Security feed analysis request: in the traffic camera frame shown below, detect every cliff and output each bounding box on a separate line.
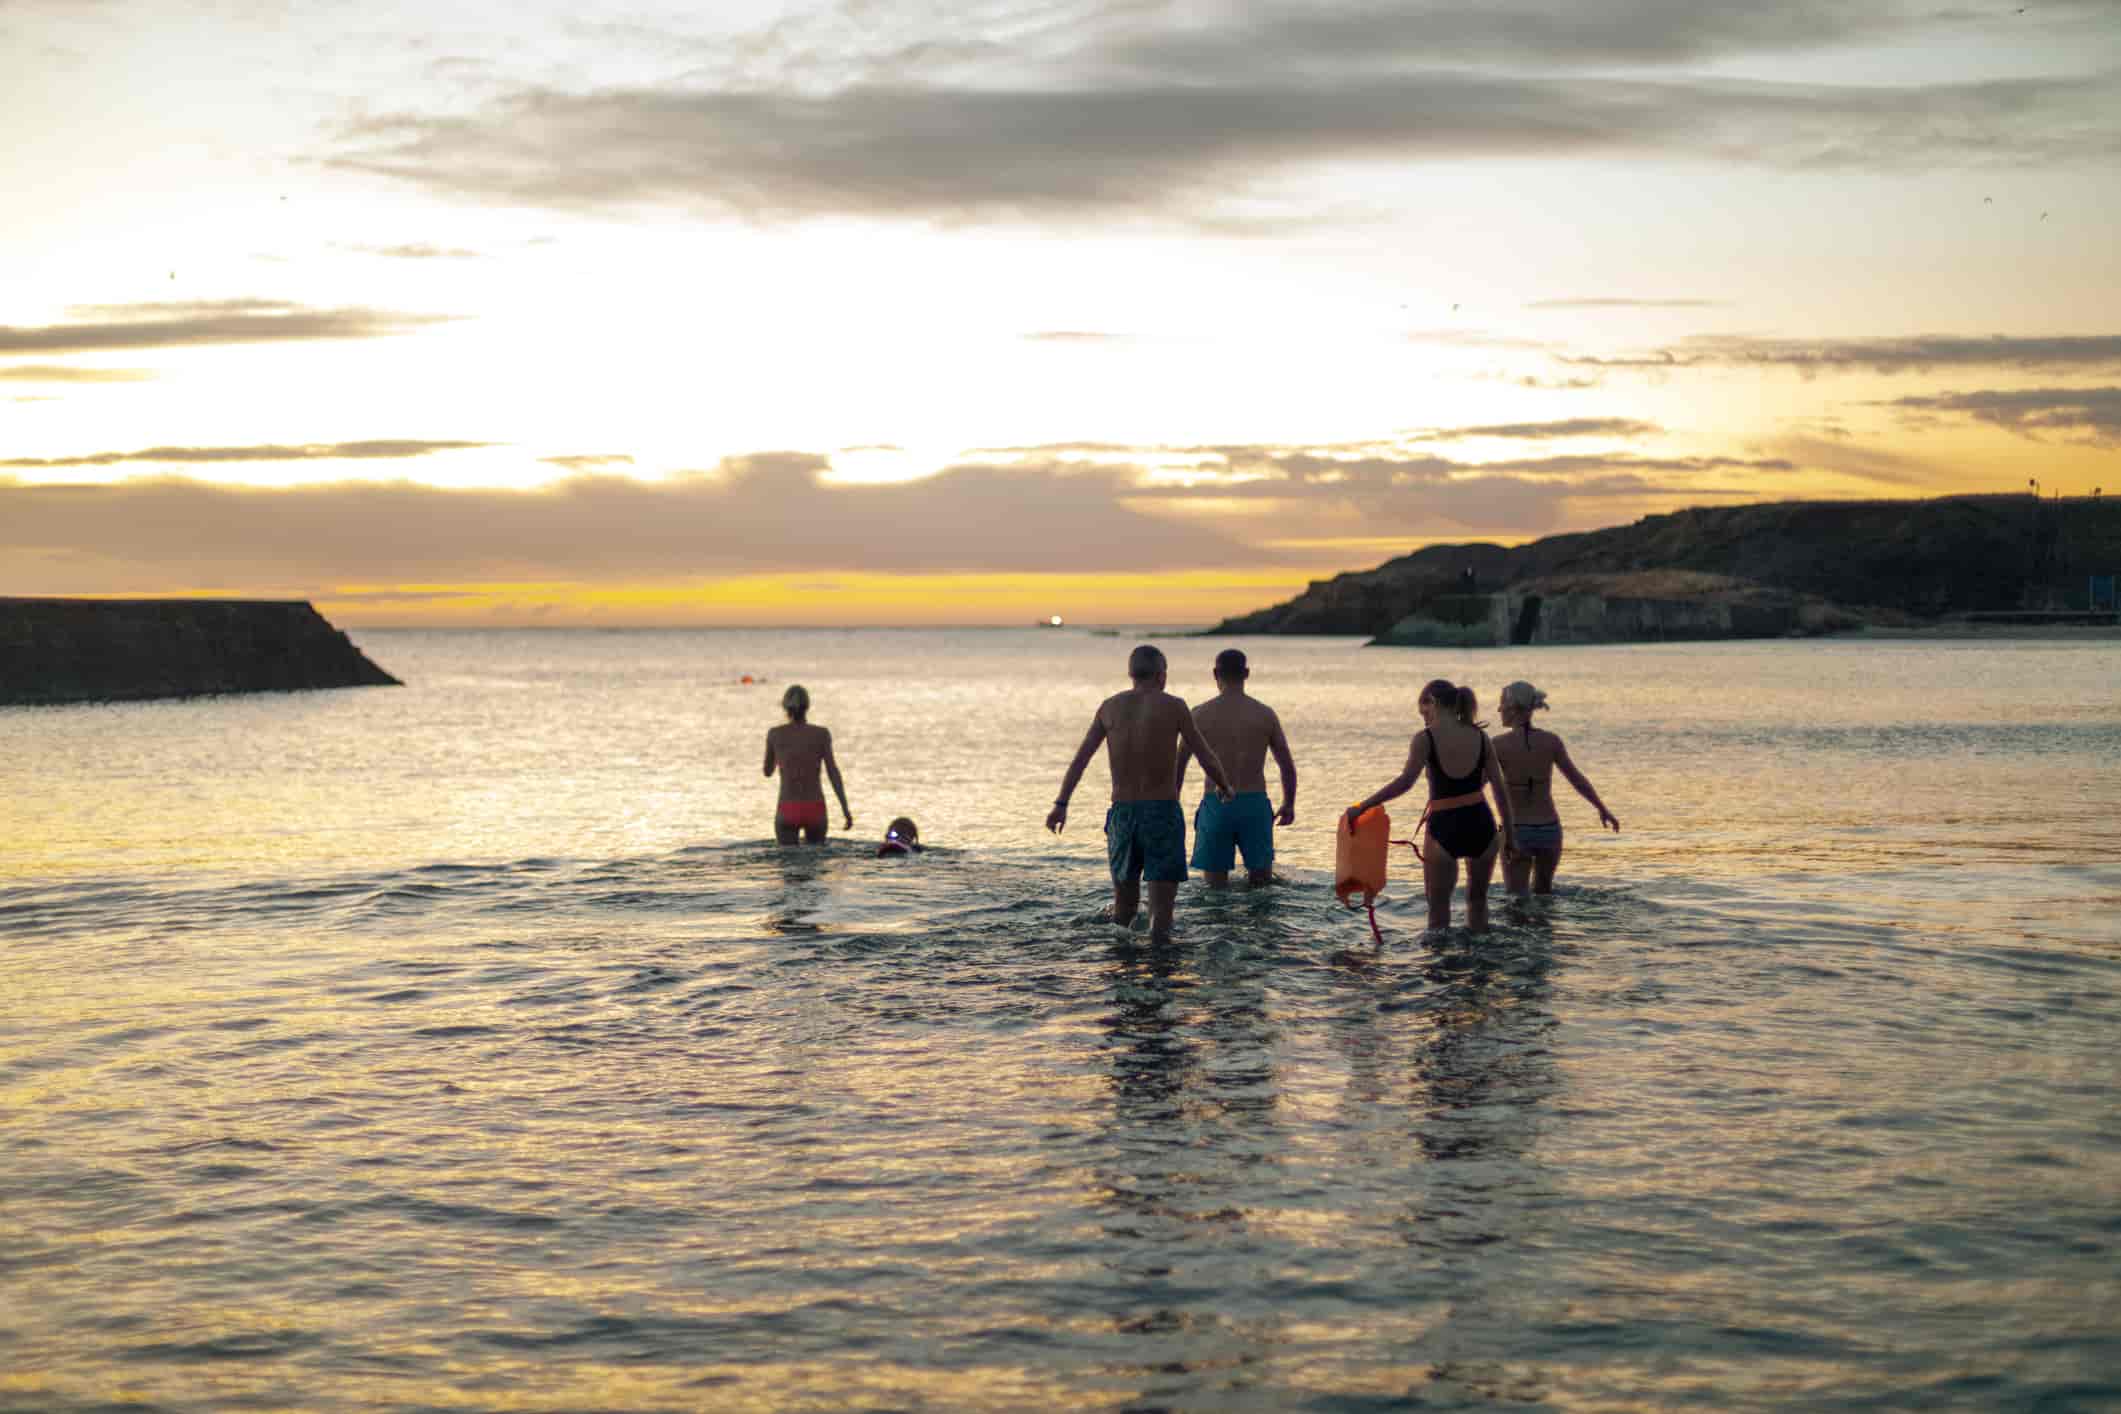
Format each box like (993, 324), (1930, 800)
(0, 598), (401, 707)
(1211, 494), (2121, 641)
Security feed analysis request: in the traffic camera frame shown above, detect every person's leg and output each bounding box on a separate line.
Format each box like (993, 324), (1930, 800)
(803, 821), (826, 844)
(775, 818), (799, 845)
(1465, 842), (1499, 931)
(1533, 842), (1562, 894)
(1421, 831), (1456, 929)
(1192, 797), (1234, 889)
(1108, 804), (1143, 927)
(1503, 850), (1532, 895)
(1146, 881), (1179, 941)
(1237, 795), (1275, 888)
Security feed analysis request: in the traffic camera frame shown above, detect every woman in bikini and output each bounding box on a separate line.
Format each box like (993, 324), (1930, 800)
(1345, 678), (1516, 931)
(764, 684), (852, 845)
(1492, 680), (1618, 896)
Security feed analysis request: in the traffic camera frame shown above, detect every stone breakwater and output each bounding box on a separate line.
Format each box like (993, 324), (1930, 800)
(0, 598), (400, 707)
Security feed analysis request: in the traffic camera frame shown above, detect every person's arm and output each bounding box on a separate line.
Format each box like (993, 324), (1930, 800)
(822, 731), (852, 829)
(1173, 739), (1193, 796)
(1176, 704), (1234, 801)
(1554, 738), (1619, 831)
(1483, 740), (1517, 853)
(1047, 715), (1108, 833)
(763, 731), (777, 778)
(1266, 711), (1297, 826)
(1346, 732), (1427, 828)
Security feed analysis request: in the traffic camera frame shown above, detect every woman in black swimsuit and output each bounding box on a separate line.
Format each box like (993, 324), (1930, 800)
(1345, 678), (1517, 931)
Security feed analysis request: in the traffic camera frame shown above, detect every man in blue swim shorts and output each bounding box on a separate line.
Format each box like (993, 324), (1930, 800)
(1176, 648), (1297, 887)
(1047, 645), (1235, 942)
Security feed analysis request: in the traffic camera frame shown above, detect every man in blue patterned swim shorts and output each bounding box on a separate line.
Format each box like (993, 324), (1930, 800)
(1047, 645), (1235, 942)
(1175, 648), (1297, 887)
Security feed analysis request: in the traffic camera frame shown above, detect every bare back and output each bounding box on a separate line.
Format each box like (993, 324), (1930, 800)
(1490, 723), (1560, 823)
(765, 721), (833, 802)
(1097, 687), (1194, 803)
(1190, 693), (1283, 795)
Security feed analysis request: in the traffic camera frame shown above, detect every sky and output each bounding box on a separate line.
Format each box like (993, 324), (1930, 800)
(3, 0), (2119, 626)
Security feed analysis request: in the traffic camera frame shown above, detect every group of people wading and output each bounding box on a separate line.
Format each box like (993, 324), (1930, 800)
(765, 645), (1617, 942)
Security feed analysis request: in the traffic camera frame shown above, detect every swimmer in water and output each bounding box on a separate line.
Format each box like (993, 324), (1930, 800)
(877, 817), (923, 856)
(1492, 680), (1618, 895)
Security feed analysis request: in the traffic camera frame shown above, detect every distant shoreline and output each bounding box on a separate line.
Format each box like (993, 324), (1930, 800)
(1846, 622), (2121, 640)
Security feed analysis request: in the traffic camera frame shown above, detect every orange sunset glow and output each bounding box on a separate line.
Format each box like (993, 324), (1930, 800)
(4, 0), (2117, 624)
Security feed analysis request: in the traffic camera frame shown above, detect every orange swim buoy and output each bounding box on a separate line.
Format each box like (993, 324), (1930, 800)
(740, 674), (754, 684)
(1336, 805), (1389, 907)
(1337, 805), (1391, 942)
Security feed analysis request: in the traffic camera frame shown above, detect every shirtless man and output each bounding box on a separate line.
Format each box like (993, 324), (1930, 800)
(1046, 645), (1234, 941)
(763, 684), (852, 845)
(1174, 648), (1296, 887)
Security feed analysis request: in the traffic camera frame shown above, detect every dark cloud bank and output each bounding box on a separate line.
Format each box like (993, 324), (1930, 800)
(0, 439), (1803, 593)
(1569, 334), (2121, 374)
(0, 440), (493, 469)
(325, 0), (2121, 223)
(1881, 386), (2121, 444)
(0, 301), (456, 355)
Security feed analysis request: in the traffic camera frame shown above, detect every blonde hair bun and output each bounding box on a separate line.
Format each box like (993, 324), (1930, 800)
(1501, 681), (1548, 713)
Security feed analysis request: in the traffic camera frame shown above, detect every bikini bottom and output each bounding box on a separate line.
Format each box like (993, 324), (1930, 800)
(1426, 801), (1497, 860)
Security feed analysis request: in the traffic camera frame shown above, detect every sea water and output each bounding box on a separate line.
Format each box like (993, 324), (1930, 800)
(3, 630), (2117, 1411)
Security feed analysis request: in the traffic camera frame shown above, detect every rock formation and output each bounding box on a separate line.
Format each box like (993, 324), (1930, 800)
(1, 599), (401, 707)
(1210, 494), (2121, 643)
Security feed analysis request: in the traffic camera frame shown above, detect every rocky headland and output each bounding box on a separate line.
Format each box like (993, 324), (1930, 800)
(1, 598), (401, 707)
(1208, 494), (2121, 645)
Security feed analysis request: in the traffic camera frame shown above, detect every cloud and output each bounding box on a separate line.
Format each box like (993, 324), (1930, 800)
(0, 364), (152, 382)
(1417, 417), (1661, 441)
(1877, 386), (2121, 445)
(1406, 328), (1555, 350)
(1118, 444), (1794, 537)
(538, 453), (636, 470)
(323, 14), (2121, 225)
(1024, 330), (1126, 343)
(1760, 434), (1941, 486)
(1093, 1), (1930, 75)
(0, 300), (459, 354)
(1567, 333), (2121, 374)
(1527, 297), (1722, 309)
(0, 434), (1814, 595)
(0, 456), (1252, 590)
(337, 242), (482, 259)
(0, 440), (494, 469)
